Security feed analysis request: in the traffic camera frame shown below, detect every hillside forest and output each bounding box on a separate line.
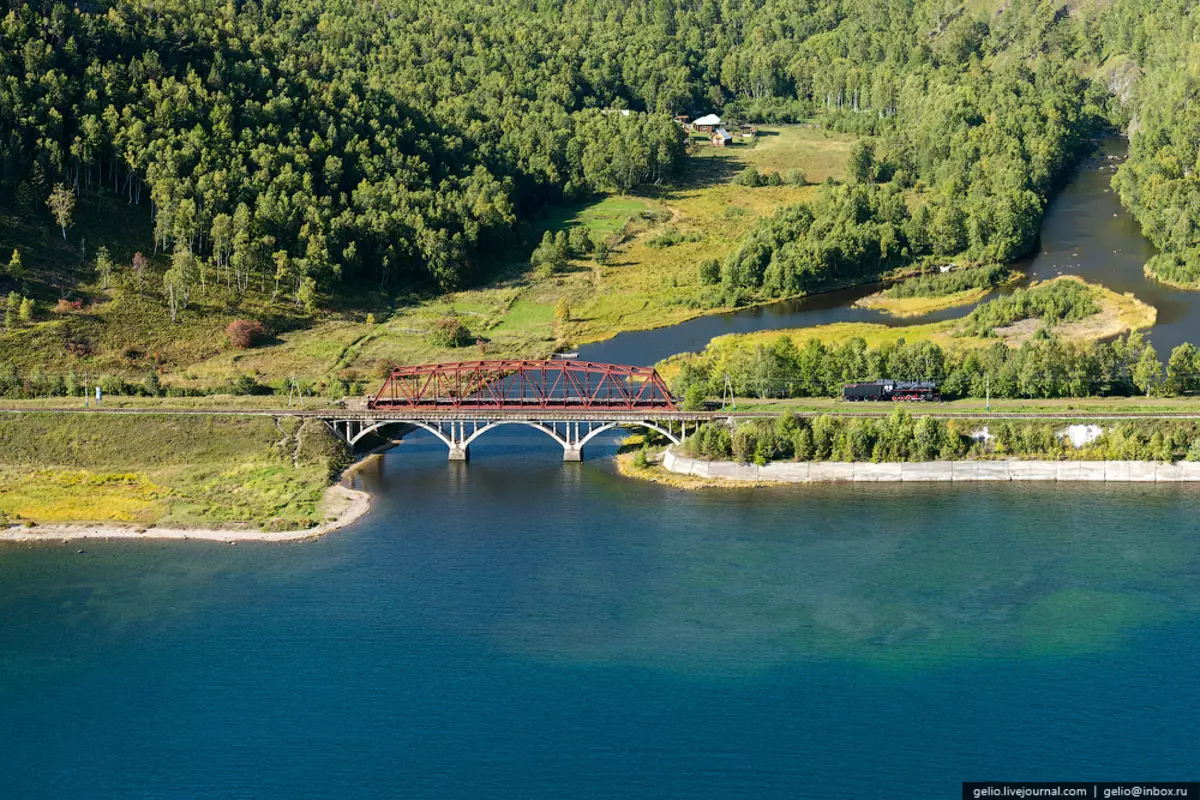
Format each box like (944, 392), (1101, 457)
(1, 0), (1200, 391)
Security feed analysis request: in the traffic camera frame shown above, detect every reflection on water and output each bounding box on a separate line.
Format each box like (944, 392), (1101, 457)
(580, 136), (1198, 365)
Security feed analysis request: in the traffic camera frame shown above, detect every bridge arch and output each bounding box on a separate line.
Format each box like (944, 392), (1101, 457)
(338, 417), (683, 461)
(575, 421), (681, 449)
(347, 420), (449, 449)
(460, 420), (568, 450)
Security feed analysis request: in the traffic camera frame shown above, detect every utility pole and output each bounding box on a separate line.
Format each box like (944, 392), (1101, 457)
(287, 375), (304, 409)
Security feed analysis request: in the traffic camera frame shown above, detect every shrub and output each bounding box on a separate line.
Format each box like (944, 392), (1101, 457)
(530, 230), (568, 276)
(633, 446), (650, 469)
(961, 279), (1099, 336)
(647, 227), (701, 248)
(735, 167), (765, 187)
(54, 298), (83, 314)
(783, 169), (807, 186)
(885, 264), (1011, 299)
(699, 258), (721, 285)
(731, 426), (759, 463)
(98, 375), (127, 396)
(142, 371), (162, 397)
(594, 239), (611, 265)
(428, 315), (473, 348)
(568, 226), (594, 255)
(231, 374), (262, 395)
(226, 319), (267, 349)
(682, 383), (708, 410)
(372, 359), (398, 379)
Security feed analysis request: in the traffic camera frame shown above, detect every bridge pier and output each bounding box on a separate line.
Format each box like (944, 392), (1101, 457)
(563, 445), (583, 462)
(448, 445), (469, 461)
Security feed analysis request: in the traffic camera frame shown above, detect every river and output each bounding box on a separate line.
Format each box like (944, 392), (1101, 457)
(4, 138), (1200, 797)
(3, 433), (1199, 797)
(580, 135), (1197, 365)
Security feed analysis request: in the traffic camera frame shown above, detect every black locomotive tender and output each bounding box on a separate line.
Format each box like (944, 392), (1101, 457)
(842, 379), (941, 402)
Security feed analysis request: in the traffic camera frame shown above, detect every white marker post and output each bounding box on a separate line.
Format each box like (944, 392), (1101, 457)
(96, 386), (102, 407)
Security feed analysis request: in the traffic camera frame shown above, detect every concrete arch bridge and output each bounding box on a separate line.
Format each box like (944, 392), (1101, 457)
(327, 359), (708, 461)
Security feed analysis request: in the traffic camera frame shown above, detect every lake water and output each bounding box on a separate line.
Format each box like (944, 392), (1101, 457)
(580, 136), (1197, 366)
(3, 430), (1200, 797)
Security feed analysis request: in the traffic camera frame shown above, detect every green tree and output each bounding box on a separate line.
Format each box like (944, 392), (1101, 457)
(568, 227), (593, 255)
(46, 184), (75, 240)
(5, 250), (24, 283)
(594, 239), (611, 266)
(163, 247), (197, 322)
(298, 276), (318, 313)
(1133, 345), (1163, 397)
(1166, 343), (1198, 394)
(846, 141), (875, 184)
(95, 246), (114, 290)
(5, 292), (20, 331)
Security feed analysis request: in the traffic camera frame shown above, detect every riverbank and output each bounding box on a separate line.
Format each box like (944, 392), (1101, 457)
(661, 447), (1200, 483)
(0, 482), (371, 544)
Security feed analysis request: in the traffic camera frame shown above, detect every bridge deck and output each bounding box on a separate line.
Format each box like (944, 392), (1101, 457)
(6, 405), (1200, 421)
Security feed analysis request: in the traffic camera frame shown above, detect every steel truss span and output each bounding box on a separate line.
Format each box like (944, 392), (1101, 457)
(367, 360), (677, 411)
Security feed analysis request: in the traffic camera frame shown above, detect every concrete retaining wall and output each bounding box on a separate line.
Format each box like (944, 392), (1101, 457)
(661, 448), (1200, 483)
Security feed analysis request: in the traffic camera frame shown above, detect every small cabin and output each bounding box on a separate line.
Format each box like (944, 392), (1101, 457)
(711, 128), (733, 147)
(692, 113), (721, 133)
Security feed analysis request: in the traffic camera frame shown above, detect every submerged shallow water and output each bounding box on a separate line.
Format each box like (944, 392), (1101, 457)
(3, 429), (1199, 797)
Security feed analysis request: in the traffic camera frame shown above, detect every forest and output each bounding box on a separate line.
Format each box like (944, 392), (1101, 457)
(669, 331), (1190, 403)
(0, 0), (1197, 337)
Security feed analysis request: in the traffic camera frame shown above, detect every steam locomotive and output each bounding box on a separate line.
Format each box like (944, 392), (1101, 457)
(842, 379), (941, 402)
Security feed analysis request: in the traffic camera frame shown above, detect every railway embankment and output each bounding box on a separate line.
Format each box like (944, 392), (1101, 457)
(662, 448), (1200, 483)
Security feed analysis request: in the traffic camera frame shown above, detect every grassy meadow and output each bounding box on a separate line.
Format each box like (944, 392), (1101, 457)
(0, 126), (853, 390)
(0, 413), (350, 529)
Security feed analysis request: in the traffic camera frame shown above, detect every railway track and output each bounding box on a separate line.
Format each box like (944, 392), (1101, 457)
(4, 405), (1200, 421)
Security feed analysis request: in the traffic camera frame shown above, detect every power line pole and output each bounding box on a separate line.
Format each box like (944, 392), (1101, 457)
(287, 375), (304, 409)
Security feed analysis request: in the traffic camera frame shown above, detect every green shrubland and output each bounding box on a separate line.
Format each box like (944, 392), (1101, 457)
(683, 411), (1200, 465)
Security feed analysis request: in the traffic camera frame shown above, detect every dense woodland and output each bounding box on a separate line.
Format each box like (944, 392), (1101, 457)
(671, 331), (1193, 402)
(0, 0), (1197, 315)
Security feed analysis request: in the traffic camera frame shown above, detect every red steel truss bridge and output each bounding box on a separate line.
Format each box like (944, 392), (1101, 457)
(332, 359), (699, 461)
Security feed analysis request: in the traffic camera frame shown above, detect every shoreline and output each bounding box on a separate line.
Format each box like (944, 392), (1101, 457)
(0, 455), (382, 545)
(661, 447), (1200, 484)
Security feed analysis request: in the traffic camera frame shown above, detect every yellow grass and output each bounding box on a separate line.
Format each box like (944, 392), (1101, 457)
(854, 287), (992, 317)
(0, 469), (168, 523)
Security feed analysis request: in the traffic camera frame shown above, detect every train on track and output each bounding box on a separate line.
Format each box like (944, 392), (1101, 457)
(842, 379), (941, 402)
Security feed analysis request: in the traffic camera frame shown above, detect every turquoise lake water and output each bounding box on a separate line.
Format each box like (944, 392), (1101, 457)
(3, 429), (1199, 797)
